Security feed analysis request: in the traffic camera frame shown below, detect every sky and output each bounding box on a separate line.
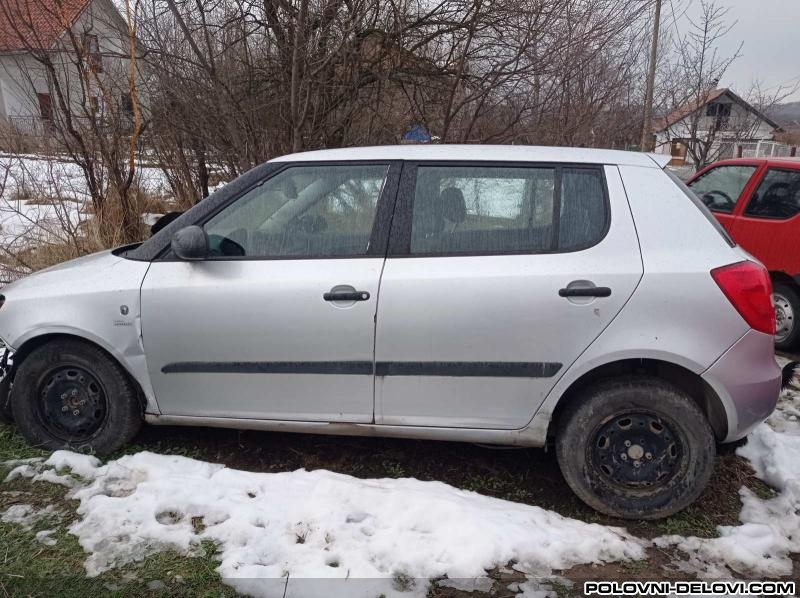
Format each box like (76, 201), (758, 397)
(674, 0), (800, 101)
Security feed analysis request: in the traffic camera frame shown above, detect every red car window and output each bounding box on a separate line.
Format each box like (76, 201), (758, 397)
(744, 168), (800, 220)
(688, 165), (757, 213)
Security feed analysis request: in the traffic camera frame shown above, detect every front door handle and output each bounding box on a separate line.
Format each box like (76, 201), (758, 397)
(323, 290), (370, 302)
(558, 286), (612, 298)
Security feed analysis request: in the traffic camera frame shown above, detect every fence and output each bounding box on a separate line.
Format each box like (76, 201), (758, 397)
(729, 141), (798, 159)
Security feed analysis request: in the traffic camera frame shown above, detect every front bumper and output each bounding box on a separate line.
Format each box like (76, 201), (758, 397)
(702, 329), (781, 442)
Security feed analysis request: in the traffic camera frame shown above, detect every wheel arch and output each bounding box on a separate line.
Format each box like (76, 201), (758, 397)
(546, 358), (728, 441)
(770, 270), (797, 288)
(10, 331), (148, 414)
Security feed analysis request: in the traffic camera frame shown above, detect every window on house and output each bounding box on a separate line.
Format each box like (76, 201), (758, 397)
(706, 103), (731, 128)
(83, 34), (103, 72)
(120, 93), (134, 116)
(37, 93), (52, 121)
(87, 95), (102, 116)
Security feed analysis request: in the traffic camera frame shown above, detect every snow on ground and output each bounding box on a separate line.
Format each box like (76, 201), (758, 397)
(3, 450), (645, 598)
(655, 365), (800, 578)
(1, 503), (59, 530)
(0, 154), (170, 252)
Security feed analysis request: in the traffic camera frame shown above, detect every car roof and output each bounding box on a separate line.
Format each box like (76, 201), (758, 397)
(707, 157), (800, 169)
(269, 144), (669, 168)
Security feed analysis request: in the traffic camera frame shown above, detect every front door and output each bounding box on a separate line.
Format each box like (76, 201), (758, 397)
(731, 166), (800, 274)
(141, 162), (398, 422)
(374, 163), (642, 429)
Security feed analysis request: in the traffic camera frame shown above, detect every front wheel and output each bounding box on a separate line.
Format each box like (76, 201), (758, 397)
(556, 377), (715, 520)
(774, 283), (800, 351)
(10, 339), (142, 454)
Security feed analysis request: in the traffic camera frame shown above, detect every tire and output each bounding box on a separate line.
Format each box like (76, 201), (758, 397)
(774, 282), (800, 351)
(10, 339), (142, 454)
(555, 377), (716, 520)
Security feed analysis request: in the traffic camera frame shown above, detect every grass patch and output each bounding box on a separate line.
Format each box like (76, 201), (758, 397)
(0, 424), (48, 463)
(651, 509), (718, 538)
(0, 424), (234, 597)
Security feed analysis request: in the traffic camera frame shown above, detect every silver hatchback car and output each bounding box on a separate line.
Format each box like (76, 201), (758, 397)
(0, 145), (781, 519)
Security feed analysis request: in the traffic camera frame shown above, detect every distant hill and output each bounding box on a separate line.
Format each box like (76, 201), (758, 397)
(769, 101), (800, 129)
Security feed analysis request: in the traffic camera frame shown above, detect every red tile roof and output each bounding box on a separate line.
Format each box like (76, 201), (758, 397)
(653, 89), (729, 132)
(0, 0), (91, 52)
(653, 88), (781, 133)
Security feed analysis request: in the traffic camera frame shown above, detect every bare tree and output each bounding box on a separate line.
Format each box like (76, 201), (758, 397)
(654, 0), (794, 168)
(0, 0), (150, 244)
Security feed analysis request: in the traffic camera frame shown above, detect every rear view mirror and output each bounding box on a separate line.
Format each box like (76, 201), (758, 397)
(171, 226), (209, 260)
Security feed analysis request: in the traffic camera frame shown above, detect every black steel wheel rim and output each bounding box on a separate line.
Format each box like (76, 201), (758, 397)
(37, 365), (108, 441)
(588, 411), (684, 489)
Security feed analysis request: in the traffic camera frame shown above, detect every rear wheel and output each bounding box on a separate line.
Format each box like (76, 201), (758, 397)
(556, 377), (715, 519)
(774, 282), (800, 351)
(10, 339), (142, 454)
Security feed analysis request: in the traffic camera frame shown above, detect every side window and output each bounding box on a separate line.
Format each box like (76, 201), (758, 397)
(559, 168), (607, 250)
(203, 164), (388, 258)
(687, 165), (756, 213)
(408, 165), (606, 255)
(744, 169), (800, 220)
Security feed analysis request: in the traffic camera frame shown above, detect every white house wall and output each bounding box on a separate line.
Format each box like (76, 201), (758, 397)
(0, 0), (133, 127)
(655, 97), (776, 156)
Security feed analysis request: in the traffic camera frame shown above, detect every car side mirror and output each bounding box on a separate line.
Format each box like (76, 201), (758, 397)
(171, 225), (208, 260)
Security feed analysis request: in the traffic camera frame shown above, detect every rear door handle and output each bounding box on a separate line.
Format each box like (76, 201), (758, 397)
(323, 290), (370, 302)
(558, 286), (612, 298)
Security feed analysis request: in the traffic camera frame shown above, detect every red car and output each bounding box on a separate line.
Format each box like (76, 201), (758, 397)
(687, 157), (800, 349)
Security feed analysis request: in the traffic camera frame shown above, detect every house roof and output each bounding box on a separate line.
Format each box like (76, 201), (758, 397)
(0, 0), (92, 53)
(653, 88), (782, 133)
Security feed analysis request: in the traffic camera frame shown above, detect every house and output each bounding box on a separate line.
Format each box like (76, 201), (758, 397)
(0, 0), (131, 137)
(652, 88), (782, 166)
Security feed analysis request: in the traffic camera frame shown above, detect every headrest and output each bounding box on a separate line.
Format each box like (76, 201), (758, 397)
(440, 187), (466, 223)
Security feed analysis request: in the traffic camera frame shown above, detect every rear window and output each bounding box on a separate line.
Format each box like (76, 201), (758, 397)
(665, 169), (735, 247)
(409, 165), (608, 255)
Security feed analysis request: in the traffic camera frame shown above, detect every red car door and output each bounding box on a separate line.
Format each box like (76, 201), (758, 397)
(731, 165), (800, 276)
(686, 162), (762, 235)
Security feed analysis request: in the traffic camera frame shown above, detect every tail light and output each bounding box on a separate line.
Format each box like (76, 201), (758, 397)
(711, 261), (775, 335)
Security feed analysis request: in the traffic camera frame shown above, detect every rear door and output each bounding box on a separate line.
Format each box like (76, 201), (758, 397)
(373, 162), (642, 429)
(732, 166), (800, 274)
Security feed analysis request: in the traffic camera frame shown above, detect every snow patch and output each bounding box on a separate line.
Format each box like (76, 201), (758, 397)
(1, 504), (58, 530)
(36, 529), (58, 546)
(46, 451), (101, 479)
(6, 450), (644, 596)
(655, 380), (800, 578)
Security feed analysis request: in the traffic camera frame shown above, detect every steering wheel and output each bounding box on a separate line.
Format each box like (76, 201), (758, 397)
(701, 190), (734, 210)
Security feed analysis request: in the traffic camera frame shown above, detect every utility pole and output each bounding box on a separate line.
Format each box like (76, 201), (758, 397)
(640, 0), (662, 152)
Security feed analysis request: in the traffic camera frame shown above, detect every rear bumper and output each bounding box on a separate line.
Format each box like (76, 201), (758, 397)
(702, 329), (781, 442)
